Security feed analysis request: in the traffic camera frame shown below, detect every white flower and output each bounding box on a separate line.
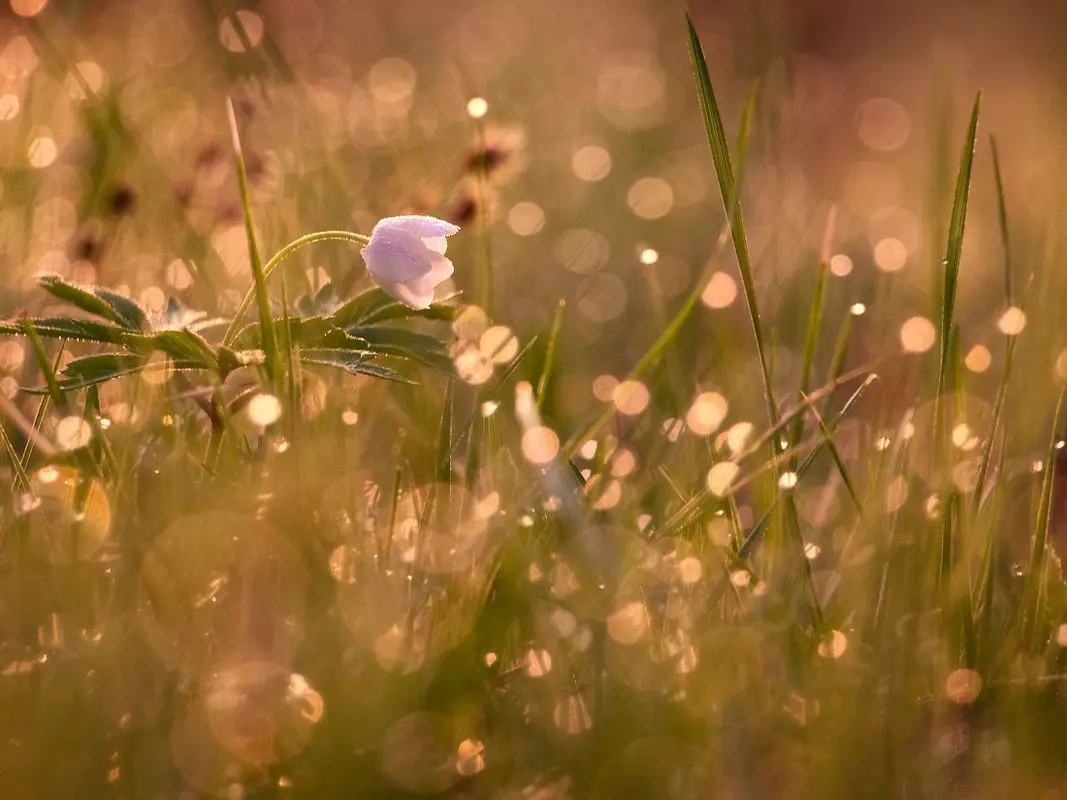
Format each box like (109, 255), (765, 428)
(360, 215), (460, 309)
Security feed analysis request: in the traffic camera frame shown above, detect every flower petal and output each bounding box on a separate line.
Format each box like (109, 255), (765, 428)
(373, 215), (460, 239)
(422, 236), (449, 255)
(427, 257), (454, 284)
(383, 280), (435, 310)
(361, 228), (432, 284)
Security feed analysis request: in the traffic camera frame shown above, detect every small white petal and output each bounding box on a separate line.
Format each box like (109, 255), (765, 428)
(385, 280), (435, 310)
(422, 236), (448, 255)
(372, 215), (459, 238)
(361, 233), (430, 284)
(426, 257), (454, 284)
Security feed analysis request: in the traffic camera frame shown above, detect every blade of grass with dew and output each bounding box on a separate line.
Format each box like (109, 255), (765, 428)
(973, 149), (1025, 511)
(974, 440), (1007, 663)
(382, 463), (404, 569)
(1019, 385), (1066, 651)
(19, 347), (62, 468)
(226, 97), (280, 389)
(0, 418), (31, 491)
(990, 136), (1013, 305)
(935, 94), (981, 408)
(20, 318), (68, 414)
(280, 273), (302, 454)
(949, 492), (979, 669)
(734, 375), (877, 560)
(790, 206), (837, 466)
(657, 362), (886, 537)
(686, 15), (777, 430)
(782, 224), (841, 631)
(927, 71), (954, 315)
(820, 311), (854, 417)
(804, 390), (868, 521)
(536, 300), (565, 411)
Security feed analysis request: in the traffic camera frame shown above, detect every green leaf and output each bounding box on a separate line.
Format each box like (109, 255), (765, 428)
(149, 329), (219, 370)
(332, 287), (461, 328)
(38, 275), (148, 331)
(232, 316), (345, 351)
(218, 346), (267, 375)
(0, 317), (131, 344)
(62, 353), (145, 384)
(347, 325), (452, 373)
(301, 348), (415, 384)
(312, 282), (339, 315)
(21, 353), (146, 394)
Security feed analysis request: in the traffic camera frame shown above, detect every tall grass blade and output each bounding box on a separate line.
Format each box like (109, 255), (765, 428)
(736, 375), (876, 560)
(989, 136), (1013, 305)
(0, 418), (31, 490)
(226, 98), (280, 389)
(686, 14), (777, 428)
(1020, 386), (1066, 650)
(20, 319), (68, 413)
(935, 93), (981, 402)
(536, 300), (565, 410)
(791, 206), (837, 464)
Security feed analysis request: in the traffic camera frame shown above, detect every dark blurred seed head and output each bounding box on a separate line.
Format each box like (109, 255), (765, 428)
(446, 178), (501, 227)
(447, 194), (478, 226)
(73, 234), (102, 262)
(195, 141), (223, 168)
(106, 185), (137, 216)
(463, 125), (527, 184)
(465, 145), (510, 175)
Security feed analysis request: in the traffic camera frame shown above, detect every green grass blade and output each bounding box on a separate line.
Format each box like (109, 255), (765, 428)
(686, 14), (777, 428)
(736, 374), (876, 560)
(0, 418), (31, 490)
(936, 93), (981, 402)
(19, 350), (60, 468)
(971, 134), (1028, 510)
(226, 98), (280, 389)
(804, 392), (866, 521)
(536, 300), (565, 411)
(1019, 385), (1066, 650)
(989, 135), (1013, 305)
(790, 206), (837, 463)
(20, 318), (68, 413)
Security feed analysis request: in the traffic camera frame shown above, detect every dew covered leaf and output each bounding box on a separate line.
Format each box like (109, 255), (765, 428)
(332, 287), (461, 328)
(347, 325), (452, 373)
(0, 317), (132, 345)
(38, 275), (149, 331)
(300, 347), (416, 384)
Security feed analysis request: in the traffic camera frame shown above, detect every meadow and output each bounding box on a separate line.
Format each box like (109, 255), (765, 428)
(2, 1), (1067, 797)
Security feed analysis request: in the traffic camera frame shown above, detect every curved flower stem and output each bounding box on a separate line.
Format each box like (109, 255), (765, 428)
(222, 230), (370, 347)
